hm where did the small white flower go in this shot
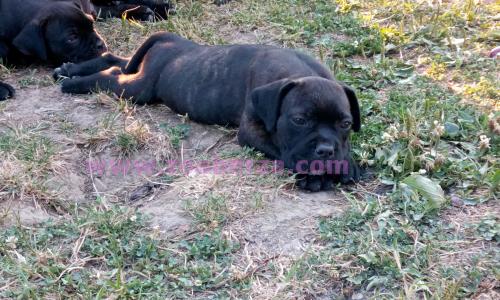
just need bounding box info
[388,124,399,134]
[382,132,394,142]
[6,236,17,249]
[10,250,26,264]
[431,121,445,138]
[437,126,445,135]
[418,169,427,175]
[479,135,491,150]
[130,215,137,222]
[95,270,103,280]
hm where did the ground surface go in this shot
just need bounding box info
[0,0,498,299]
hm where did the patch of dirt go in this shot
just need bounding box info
[231,191,348,256]
[138,190,193,233]
[0,200,57,227]
[435,200,500,273]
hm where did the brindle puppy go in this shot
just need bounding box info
[88,0,173,20]
[0,0,107,100]
[55,32,361,191]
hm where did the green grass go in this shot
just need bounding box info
[219,146,265,160]
[185,193,230,227]
[115,131,140,156]
[17,69,54,89]
[160,123,190,149]
[308,200,498,298]
[0,202,244,298]
[0,130,55,170]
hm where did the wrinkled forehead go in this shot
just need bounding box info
[283,78,351,120]
[47,3,94,31]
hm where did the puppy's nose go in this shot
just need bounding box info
[315,143,335,159]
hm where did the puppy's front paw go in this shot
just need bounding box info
[296,174,334,192]
[0,82,15,100]
[61,78,85,94]
[53,63,75,81]
[339,157,361,184]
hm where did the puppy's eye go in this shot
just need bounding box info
[67,34,79,44]
[292,117,307,126]
[340,121,352,129]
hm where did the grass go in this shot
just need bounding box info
[185,193,230,227]
[0,0,498,298]
[0,124,66,214]
[17,69,54,89]
[0,202,244,298]
[160,123,190,149]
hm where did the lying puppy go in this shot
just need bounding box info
[85,0,229,21]
[55,32,361,191]
[88,0,173,20]
[0,0,107,100]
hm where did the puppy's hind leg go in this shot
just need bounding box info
[61,67,155,105]
[54,53,129,80]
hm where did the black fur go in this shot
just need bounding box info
[87,0,174,20]
[81,0,231,21]
[55,32,361,191]
[0,81,14,100]
[0,0,107,100]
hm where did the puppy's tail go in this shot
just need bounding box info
[124,32,175,74]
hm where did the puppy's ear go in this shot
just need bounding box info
[251,79,296,132]
[342,84,361,132]
[13,20,48,61]
[76,0,96,18]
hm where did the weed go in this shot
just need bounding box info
[219,146,265,160]
[17,70,53,88]
[185,193,229,227]
[469,216,499,242]
[160,123,190,149]
[115,131,139,156]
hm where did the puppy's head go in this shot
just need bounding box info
[251,76,360,174]
[12,1,106,64]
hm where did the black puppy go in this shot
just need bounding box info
[0,0,107,100]
[89,0,173,21]
[55,33,361,191]
[86,0,230,21]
